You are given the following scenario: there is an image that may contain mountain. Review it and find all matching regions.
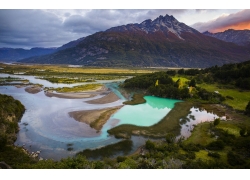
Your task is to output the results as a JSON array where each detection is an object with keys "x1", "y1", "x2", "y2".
[
  {"x1": 0, "y1": 47, "x2": 57, "y2": 62},
  {"x1": 56, "y1": 37, "x2": 85, "y2": 51},
  {"x1": 19, "y1": 14, "x2": 250, "y2": 68},
  {"x1": 203, "y1": 29, "x2": 250, "y2": 46}
]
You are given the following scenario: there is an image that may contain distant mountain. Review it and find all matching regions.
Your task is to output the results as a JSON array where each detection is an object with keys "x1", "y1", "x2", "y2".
[
  {"x1": 0, "y1": 37, "x2": 86, "y2": 62},
  {"x1": 203, "y1": 29, "x2": 250, "y2": 46},
  {"x1": 19, "y1": 14, "x2": 250, "y2": 68},
  {"x1": 0, "y1": 47, "x2": 57, "y2": 62}
]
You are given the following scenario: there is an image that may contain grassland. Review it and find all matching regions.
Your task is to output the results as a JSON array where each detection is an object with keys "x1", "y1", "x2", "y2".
[
  {"x1": 47, "y1": 84, "x2": 103, "y2": 93},
  {"x1": 198, "y1": 83, "x2": 250, "y2": 111},
  {"x1": 0, "y1": 63, "x2": 158, "y2": 75}
]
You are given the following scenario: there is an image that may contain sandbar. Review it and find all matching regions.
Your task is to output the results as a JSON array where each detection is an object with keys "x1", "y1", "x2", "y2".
[
  {"x1": 86, "y1": 92, "x2": 120, "y2": 104},
  {"x1": 25, "y1": 85, "x2": 42, "y2": 94},
  {"x1": 45, "y1": 91, "x2": 97, "y2": 99},
  {"x1": 69, "y1": 105, "x2": 123, "y2": 131}
]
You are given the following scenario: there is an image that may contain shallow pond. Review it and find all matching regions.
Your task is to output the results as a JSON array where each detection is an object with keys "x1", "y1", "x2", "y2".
[{"x1": 112, "y1": 96, "x2": 182, "y2": 126}]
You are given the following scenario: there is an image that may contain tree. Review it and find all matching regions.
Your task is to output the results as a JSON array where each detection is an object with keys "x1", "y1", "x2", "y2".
[
  {"x1": 189, "y1": 79, "x2": 196, "y2": 87},
  {"x1": 240, "y1": 127, "x2": 248, "y2": 137},
  {"x1": 245, "y1": 101, "x2": 250, "y2": 116},
  {"x1": 165, "y1": 133, "x2": 175, "y2": 144},
  {"x1": 214, "y1": 118, "x2": 220, "y2": 127},
  {"x1": 155, "y1": 79, "x2": 159, "y2": 86}
]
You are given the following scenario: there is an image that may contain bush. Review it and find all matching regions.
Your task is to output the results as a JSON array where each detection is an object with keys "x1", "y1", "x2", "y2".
[
  {"x1": 208, "y1": 152, "x2": 221, "y2": 159},
  {"x1": 145, "y1": 140, "x2": 155, "y2": 150},
  {"x1": 245, "y1": 101, "x2": 250, "y2": 116},
  {"x1": 227, "y1": 151, "x2": 246, "y2": 166},
  {"x1": 117, "y1": 156, "x2": 127, "y2": 163},
  {"x1": 207, "y1": 140, "x2": 225, "y2": 150},
  {"x1": 213, "y1": 118, "x2": 220, "y2": 127},
  {"x1": 240, "y1": 127, "x2": 248, "y2": 137},
  {"x1": 165, "y1": 133, "x2": 175, "y2": 144}
]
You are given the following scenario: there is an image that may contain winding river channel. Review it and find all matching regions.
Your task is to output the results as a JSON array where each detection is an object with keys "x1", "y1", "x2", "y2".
[{"x1": 0, "y1": 73, "x2": 220, "y2": 160}]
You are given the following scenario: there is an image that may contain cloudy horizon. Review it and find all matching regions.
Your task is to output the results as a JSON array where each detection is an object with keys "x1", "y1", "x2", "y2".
[{"x1": 0, "y1": 9, "x2": 249, "y2": 49}]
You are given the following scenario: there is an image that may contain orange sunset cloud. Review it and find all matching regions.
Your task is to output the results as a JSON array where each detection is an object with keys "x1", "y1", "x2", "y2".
[{"x1": 211, "y1": 21, "x2": 250, "y2": 33}]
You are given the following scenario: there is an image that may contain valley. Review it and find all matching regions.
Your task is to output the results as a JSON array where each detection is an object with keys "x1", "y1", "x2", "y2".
[{"x1": 1, "y1": 62, "x2": 250, "y2": 169}]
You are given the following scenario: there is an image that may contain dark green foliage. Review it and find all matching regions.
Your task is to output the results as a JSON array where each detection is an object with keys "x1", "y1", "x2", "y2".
[
  {"x1": 186, "y1": 151, "x2": 196, "y2": 159},
  {"x1": 166, "y1": 70, "x2": 176, "y2": 76},
  {"x1": 0, "y1": 94, "x2": 25, "y2": 147},
  {"x1": 206, "y1": 60, "x2": 250, "y2": 89},
  {"x1": 196, "y1": 87, "x2": 226, "y2": 103},
  {"x1": 145, "y1": 140, "x2": 155, "y2": 150},
  {"x1": 240, "y1": 126, "x2": 248, "y2": 137},
  {"x1": 245, "y1": 101, "x2": 250, "y2": 116},
  {"x1": 116, "y1": 156, "x2": 127, "y2": 163},
  {"x1": 208, "y1": 152, "x2": 221, "y2": 159},
  {"x1": 178, "y1": 69, "x2": 185, "y2": 75},
  {"x1": 123, "y1": 71, "x2": 190, "y2": 99},
  {"x1": 165, "y1": 133, "x2": 175, "y2": 144},
  {"x1": 227, "y1": 151, "x2": 246, "y2": 166},
  {"x1": 183, "y1": 159, "x2": 229, "y2": 169},
  {"x1": 123, "y1": 71, "x2": 174, "y2": 89},
  {"x1": 181, "y1": 143, "x2": 203, "y2": 152},
  {"x1": 213, "y1": 118, "x2": 220, "y2": 126},
  {"x1": 207, "y1": 140, "x2": 225, "y2": 150},
  {"x1": 189, "y1": 79, "x2": 196, "y2": 87}
]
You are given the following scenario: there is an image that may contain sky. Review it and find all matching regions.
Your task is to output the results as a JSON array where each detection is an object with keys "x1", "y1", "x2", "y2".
[{"x1": 0, "y1": 0, "x2": 250, "y2": 49}]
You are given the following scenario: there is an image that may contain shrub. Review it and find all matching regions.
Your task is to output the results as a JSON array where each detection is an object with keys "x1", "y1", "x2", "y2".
[
  {"x1": 145, "y1": 140, "x2": 155, "y2": 150},
  {"x1": 213, "y1": 118, "x2": 220, "y2": 127},
  {"x1": 227, "y1": 151, "x2": 246, "y2": 166},
  {"x1": 208, "y1": 152, "x2": 221, "y2": 159},
  {"x1": 207, "y1": 140, "x2": 225, "y2": 150}
]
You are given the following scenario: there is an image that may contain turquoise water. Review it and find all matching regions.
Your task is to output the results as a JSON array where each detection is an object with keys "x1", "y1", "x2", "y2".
[{"x1": 112, "y1": 96, "x2": 182, "y2": 127}]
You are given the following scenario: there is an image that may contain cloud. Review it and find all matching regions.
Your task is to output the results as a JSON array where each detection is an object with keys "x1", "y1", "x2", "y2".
[
  {"x1": 0, "y1": 9, "x2": 82, "y2": 48},
  {"x1": 0, "y1": 9, "x2": 189, "y2": 48},
  {"x1": 191, "y1": 9, "x2": 250, "y2": 33}
]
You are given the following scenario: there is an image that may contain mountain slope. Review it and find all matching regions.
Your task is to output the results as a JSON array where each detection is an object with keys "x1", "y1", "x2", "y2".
[
  {"x1": 0, "y1": 47, "x2": 57, "y2": 62},
  {"x1": 203, "y1": 29, "x2": 250, "y2": 46},
  {"x1": 19, "y1": 14, "x2": 250, "y2": 68}
]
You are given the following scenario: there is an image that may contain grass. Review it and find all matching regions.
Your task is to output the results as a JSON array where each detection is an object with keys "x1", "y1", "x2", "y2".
[
  {"x1": 217, "y1": 122, "x2": 241, "y2": 137},
  {"x1": 48, "y1": 84, "x2": 102, "y2": 93},
  {"x1": 183, "y1": 122, "x2": 215, "y2": 146},
  {"x1": 198, "y1": 83, "x2": 250, "y2": 111},
  {"x1": 108, "y1": 101, "x2": 194, "y2": 138},
  {"x1": 123, "y1": 94, "x2": 146, "y2": 105},
  {"x1": 0, "y1": 63, "x2": 158, "y2": 75}
]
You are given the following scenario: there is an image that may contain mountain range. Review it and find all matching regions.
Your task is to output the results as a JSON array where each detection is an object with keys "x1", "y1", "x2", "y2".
[
  {"x1": 2, "y1": 14, "x2": 250, "y2": 68},
  {"x1": 203, "y1": 29, "x2": 250, "y2": 46}
]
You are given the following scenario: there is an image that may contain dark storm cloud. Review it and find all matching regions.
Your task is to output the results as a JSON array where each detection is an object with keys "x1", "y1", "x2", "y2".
[
  {"x1": 0, "y1": 9, "x2": 83, "y2": 48},
  {"x1": 192, "y1": 9, "x2": 250, "y2": 33},
  {"x1": 0, "y1": 9, "x2": 188, "y2": 48}
]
